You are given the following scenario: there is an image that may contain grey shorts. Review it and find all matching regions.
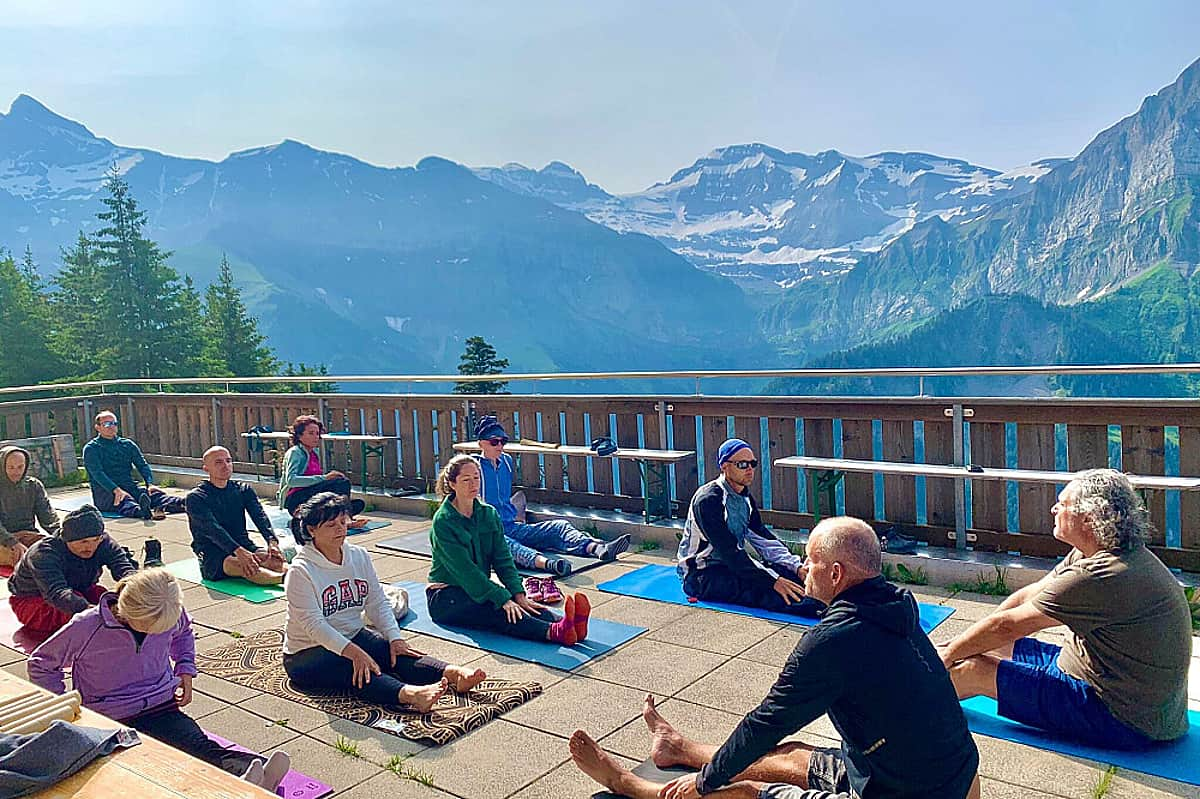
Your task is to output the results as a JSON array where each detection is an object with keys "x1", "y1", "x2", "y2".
[{"x1": 758, "y1": 747, "x2": 852, "y2": 799}]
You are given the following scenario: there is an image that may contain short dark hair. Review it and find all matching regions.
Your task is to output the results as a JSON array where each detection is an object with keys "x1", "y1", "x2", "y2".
[
  {"x1": 290, "y1": 491, "x2": 352, "y2": 543},
  {"x1": 291, "y1": 414, "x2": 324, "y2": 446}
]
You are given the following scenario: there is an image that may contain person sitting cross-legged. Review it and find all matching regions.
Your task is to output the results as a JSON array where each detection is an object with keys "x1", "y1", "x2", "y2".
[
  {"x1": 571, "y1": 516, "x2": 981, "y2": 799},
  {"x1": 186, "y1": 446, "x2": 287, "y2": 585},
  {"x1": 0, "y1": 445, "x2": 60, "y2": 568},
  {"x1": 282, "y1": 491, "x2": 487, "y2": 711},
  {"x1": 276, "y1": 414, "x2": 367, "y2": 525},
  {"x1": 82, "y1": 410, "x2": 186, "y2": 520},
  {"x1": 939, "y1": 468, "x2": 1192, "y2": 749},
  {"x1": 473, "y1": 415, "x2": 630, "y2": 579},
  {"x1": 7, "y1": 505, "x2": 136, "y2": 634},
  {"x1": 676, "y1": 437, "x2": 821, "y2": 617},
  {"x1": 28, "y1": 568, "x2": 293, "y2": 791}
]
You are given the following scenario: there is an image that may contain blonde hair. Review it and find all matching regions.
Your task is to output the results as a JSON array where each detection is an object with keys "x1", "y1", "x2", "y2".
[
  {"x1": 114, "y1": 568, "x2": 184, "y2": 635},
  {"x1": 437, "y1": 454, "x2": 480, "y2": 498}
]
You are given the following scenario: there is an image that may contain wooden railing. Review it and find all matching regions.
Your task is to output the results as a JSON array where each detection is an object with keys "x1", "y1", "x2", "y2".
[{"x1": 4, "y1": 392, "x2": 1199, "y2": 570}]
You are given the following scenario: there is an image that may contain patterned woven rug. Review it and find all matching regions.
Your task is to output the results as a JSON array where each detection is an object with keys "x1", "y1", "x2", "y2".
[{"x1": 198, "y1": 629, "x2": 542, "y2": 745}]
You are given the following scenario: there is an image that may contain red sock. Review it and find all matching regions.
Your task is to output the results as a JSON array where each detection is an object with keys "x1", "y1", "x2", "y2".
[
  {"x1": 547, "y1": 595, "x2": 577, "y2": 646},
  {"x1": 573, "y1": 593, "x2": 591, "y2": 641}
]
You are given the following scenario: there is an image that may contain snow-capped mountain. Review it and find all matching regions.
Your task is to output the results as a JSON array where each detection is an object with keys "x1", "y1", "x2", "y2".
[{"x1": 474, "y1": 145, "x2": 1065, "y2": 285}]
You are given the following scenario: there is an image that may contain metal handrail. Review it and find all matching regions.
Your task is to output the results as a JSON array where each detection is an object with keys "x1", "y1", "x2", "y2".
[{"x1": 2, "y1": 362, "x2": 1200, "y2": 397}]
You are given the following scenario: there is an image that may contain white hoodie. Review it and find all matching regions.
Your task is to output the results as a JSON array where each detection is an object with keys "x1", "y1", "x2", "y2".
[{"x1": 283, "y1": 542, "x2": 402, "y2": 655}]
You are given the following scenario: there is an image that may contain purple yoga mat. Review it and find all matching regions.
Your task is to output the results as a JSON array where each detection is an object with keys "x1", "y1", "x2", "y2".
[{"x1": 205, "y1": 731, "x2": 332, "y2": 799}]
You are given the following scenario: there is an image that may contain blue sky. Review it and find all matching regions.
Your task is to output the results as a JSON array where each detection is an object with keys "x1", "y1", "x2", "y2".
[{"x1": 3, "y1": 1, "x2": 1199, "y2": 192}]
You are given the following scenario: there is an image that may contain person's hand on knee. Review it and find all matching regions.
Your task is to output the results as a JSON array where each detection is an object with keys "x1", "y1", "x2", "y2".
[{"x1": 342, "y1": 642, "x2": 381, "y2": 687}]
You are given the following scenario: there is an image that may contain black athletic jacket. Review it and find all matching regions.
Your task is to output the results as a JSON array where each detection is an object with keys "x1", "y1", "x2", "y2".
[{"x1": 697, "y1": 577, "x2": 978, "y2": 798}]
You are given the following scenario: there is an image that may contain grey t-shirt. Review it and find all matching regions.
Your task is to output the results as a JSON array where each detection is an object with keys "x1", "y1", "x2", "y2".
[{"x1": 1033, "y1": 544, "x2": 1192, "y2": 740}]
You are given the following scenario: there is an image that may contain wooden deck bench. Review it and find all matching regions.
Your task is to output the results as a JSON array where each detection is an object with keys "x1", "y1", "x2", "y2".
[
  {"x1": 773, "y1": 455, "x2": 1200, "y2": 548},
  {"x1": 453, "y1": 441, "x2": 694, "y2": 523}
]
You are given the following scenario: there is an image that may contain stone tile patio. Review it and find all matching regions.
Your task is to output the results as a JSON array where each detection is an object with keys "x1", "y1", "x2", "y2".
[{"x1": 1, "y1": 486, "x2": 1197, "y2": 798}]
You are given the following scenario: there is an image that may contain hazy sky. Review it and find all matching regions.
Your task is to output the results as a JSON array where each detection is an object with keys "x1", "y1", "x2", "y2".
[{"x1": 3, "y1": 1, "x2": 1199, "y2": 192}]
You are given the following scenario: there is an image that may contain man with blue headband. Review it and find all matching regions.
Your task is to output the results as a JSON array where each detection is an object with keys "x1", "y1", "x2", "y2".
[{"x1": 676, "y1": 438, "x2": 820, "y2": 616}]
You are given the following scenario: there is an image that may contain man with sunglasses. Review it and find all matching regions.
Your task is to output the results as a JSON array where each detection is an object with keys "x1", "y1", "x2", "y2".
[
  {"x1": 676, "y1": 438, "x2": 820, "y2": 616},
  {"x1": 473, "y1": 416, "x2": 630, "y2": 581},
  {"x1": 82, "y1": 410, "x2": 185, "y2": 520}
]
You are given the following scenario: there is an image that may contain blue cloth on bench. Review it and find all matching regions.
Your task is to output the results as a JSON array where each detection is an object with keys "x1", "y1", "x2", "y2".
[
  {"x1": 963, "y1": 696, "x2": 1200, "y2": 786},
  {"x1": 392, "y1": 580, "x2": 645, "y2": 671},
  {"x1": 597, "y1": 563, "x2": 955, "y2": 632}
]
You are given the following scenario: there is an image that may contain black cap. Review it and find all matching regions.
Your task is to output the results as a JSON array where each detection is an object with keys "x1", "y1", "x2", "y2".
[{"x1": 61, "y1": 505, "x2": 105, "y2": 542}]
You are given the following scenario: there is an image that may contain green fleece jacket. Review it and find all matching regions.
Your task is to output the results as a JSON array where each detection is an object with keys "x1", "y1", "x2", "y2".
[
  {"x1": 0, "y1": 445, "x2": 61, "y2": 546},
  {"x1": 428, "y1": 497, "x2": 524, "y2": 608}
]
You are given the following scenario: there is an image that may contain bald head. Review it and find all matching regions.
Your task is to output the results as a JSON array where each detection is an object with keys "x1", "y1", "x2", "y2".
[
  {"x1": 809, "y1": 517, "x2": 882, "y2": 579},
  {"x1": 202, "y1": 446, "x2": 234, "y2": 487}
]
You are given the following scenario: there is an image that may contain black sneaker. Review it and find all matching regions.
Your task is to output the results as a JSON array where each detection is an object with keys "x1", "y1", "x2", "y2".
[
  {"x1": 595, "y1": 534, "x2": 632, "y2": 562},
  {"x1": 879, "y1": 526, "x2": 920, "y2": 555},
  {"x1": 143, "y1": 538, "x2": 164, "y2": 569},
  {"x1": 550, "y1": 557, "x2": 573, "y2": 577},
  {"x1": 137, "y1": 492, "x2": 153, "y2": 520},
  {"x1": 122, "y1": 546, "x2": 140, "y2": 570}
]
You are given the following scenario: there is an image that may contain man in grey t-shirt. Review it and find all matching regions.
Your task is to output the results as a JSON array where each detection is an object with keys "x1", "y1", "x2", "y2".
[{"x1": 938, "y1": 468, "x2": 1191, "y2": 747}]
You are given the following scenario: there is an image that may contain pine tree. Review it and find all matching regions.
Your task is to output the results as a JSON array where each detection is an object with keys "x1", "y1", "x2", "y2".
[
  {"x1": 278, "y1": 362, "x2": 337, "y2": 393},
  {"x1": 50, "y1": 234, "x2": 105, "y2": 378},
  {"x1": 203, "y1": 255, "x2": 277, "y2": 384},
  {"x1": 0, "y1": 253, "x2": 62, "y2": 388},
  {"x1": 164, "y1": 275, "x2": 208, "y2": 378},
  {"x1": 454, "y1": 336, "x2": 509, "y2": 394},
  {"x1": 20, "y1": 245, "x2": 41, "y2": 290}
]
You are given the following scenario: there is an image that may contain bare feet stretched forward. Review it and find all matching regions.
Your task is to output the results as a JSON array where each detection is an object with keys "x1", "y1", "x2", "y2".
[
  {"x1": 644, "y1": 693, "x2": 693, "y2": 768},
  {"x1": 570, "y1": 730, "x2": 650, "y2": 797},
  {"x1": 445, "y1": 665, "x2": 487, "y2": 693},
  {"x1": 399, "y1": 678, "x2": 449, "y2": 712}
]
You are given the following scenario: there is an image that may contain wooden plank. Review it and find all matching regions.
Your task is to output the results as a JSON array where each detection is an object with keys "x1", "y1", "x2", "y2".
[
  {"x1": 542, "y1": 408, "x2": 565, "y2": 492},
  {"x1": 702, "y1": 415, "x2": 729, "y2": 485},
  {"x1": 840, "y1": 418, "x2": 874, "y2": 520},
  {"x1": 380, "y1": 405, "x2": 400, "y2": 485},
  {"x1": 616, "y1": 412, "x2": 642, "y2": 498},
  {"x1": 1182, "y1": 427, "x2": 1200, "y2": 550},
  {"x1": 154, "y1": 403, "x2": 169, "y2": 459},
  {"x1": 767, "y1": 417, "x2": 799, "y2": 512},
  {"x1": 197, "y1": 403, "x2": 212, "y2": 453},
  {"x1": 1016, "y1": 423, "x2": 1057, "y2": 534},
  {"x1": 804, "y1": 417, "x2": 835, "y2": 516},
  {"x1": 564, "y1": 411, "x2": 589, "y2": 493},
  {"x1": 881, "y1": 420, "x2": 916, "y2": 524},
  {"x1": 672, "y1": 414, "x2": 700, "y2": 503},
  {"x1": 509, "y1": 411, "x2": 535, "y2": 488},
  {"x1": 417, "y1": 408, "x2": 437, "y2": 480},
  {"x1": 4, "y1": 413, "x2": 25, "y2": 439},
  {"x1": 28, "y1": 411, "x2": 49, "y2": 436},
  {"x1": 589, "y1": 412, "x2": 614, "y2": 495},
  {"x1": 398, "y1": 403, "x2": 418, "y2": 480},
  {"x1": 435, "y1": 407, "x2": 455, "y2": 481},
  {"x1": 1122, "y1": 425, "x2": 1166, "y2": 544},
  {"x1": 924, "y1": 420, "x2": 956, "y2": 528},
  {"x1": 969, "y1": 422, "x2": 1007, "y2": 532},
  {"x1": 1066, "y1": 424, "x2": 1109, "y2": 471}
]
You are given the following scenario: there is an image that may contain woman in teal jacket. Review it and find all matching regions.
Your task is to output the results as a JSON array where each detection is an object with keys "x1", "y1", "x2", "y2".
[
  {"x1": 277, "y1": 415, "x2": 365, "y2": 520},
  {"x1": 427, "y1": 455, "x2": 588, "y2": 645}
]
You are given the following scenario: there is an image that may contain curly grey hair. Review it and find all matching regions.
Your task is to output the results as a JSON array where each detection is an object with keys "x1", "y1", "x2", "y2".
[{"x1": 1067, "y1": 469, "x2": 1151, "y2": 551}]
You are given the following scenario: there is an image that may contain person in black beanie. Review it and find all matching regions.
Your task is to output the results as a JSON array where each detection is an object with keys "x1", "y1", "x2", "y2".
[{"x1": 7, "y1": 505, "x2": 136, "y2": 634}]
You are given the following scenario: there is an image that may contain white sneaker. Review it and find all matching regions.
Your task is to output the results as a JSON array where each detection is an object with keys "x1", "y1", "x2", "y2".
[
  {"x1": 262, "y1": 751, "x2": 291, "y2": 792},
  {"x1": 241, "y1": 758, "x2": 265, "y2": 787}
]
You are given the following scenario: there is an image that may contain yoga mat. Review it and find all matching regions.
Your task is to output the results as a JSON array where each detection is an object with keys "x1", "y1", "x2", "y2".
[
  {"x1": 51, "y1": 495, "x2": 124, "y2": 519},
  {"x1": 592, "y1": 760, "x2": 694, "y2": 799},
  {"x1": 962, "y1": 696, "x2": 1200, "y2": 786},
  {"x1": 597, "y1": 564, "x2": 955, "y2": 633},
  {"x1": 0, "y1": 600, "x2": 49, "y2": 654},
  {"x1": 393, "y1": 580, "x2": 646, "y2": 671},
  {"x1": 377, "y1": 530, "x2": 600, "y2": 576},
  {"x1": 197, "y1": 629, "x2": 542, "y2": 746},
  {"x1": 265, "y1": 507, "x2": 389, "y2": 536},
  {"x1": 163, "y1": 558, "x2": 284, "y2": 603},
  {"x1": 205, "y1": 732, "x2": 332, "y2": 799}
]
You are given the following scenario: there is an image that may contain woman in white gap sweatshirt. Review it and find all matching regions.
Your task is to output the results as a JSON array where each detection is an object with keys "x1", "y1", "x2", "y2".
[{"x1": 282, "y1": 492, "x2": 486, "y2": 711}]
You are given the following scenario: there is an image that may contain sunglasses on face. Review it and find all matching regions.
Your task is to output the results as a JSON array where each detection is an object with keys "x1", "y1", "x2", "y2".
[
  {"x1": 486, "y1": 437, "x2": 508, "y2": 446},
  {"x1": 732, "y1": 459, "x2": 758, "y2": 469},
  {"x1": 99, "y1": 421, "x2": 118, "y2": 428}
]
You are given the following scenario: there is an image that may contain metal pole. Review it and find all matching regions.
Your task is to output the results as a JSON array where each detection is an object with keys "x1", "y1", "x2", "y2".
[{"x1": 952, "y1": 403, "x2": 967, "y2": 550}]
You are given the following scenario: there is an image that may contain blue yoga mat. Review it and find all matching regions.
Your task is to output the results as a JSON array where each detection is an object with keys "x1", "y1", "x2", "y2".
[
  {"x1": 265, "y1": 508, "x2": 388, "y2": 536},
  {"x1": 52, "y1": 495, "x2": 130, "y2": 519},
  {"x1": 597, "y1": 564, "x2": 955, "y2": 633},
  {"x1": 963, "y1": 696, "x2": 1200, "y2": 785},
  {"x1": 392, "y1": 580, "x2": 646, "y2": 671}
]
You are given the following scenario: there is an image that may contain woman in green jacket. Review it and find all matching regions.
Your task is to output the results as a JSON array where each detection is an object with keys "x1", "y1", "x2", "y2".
[{"x1": 427, "y1": 455, "x2": 588, "y2": 645}]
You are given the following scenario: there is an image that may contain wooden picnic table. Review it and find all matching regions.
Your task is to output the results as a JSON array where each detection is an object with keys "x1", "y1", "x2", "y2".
[
  {"x1": 240, "y1": 430, "x2": 396, "y2": 491},
  {"x1": 453, "y1": 441, "x2": 695, "y2": 523},
  {"x1": 0, "y1": 670, "x2": 275, "y2": 799}
]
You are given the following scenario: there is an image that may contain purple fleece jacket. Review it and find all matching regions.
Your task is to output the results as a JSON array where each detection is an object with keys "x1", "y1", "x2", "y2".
[{"x1": 27, "y1": 592, "x2": 198, "y2": 721}]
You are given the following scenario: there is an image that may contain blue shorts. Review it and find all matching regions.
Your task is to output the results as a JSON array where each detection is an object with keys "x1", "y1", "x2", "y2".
[{"x1": 996, "y1": 638, "x2": 1155, "y2": 750}]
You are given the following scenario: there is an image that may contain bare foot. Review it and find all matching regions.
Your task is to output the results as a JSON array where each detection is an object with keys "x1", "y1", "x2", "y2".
[
  {"x1": 399, "y1": 678, "x2": 449, "y2": 712},
  {"x1": 348, "y1": 516, "x2": 369, "y2": 529},
  {"x1": 569, "y1": 730, "x2": 635, "y2": 794},
  {"x1": 644, "y1": 693, "x2": 689, "y2": 768},
  {"x1": 445, "y1": 665, "x2": 487, "y2": 693}
]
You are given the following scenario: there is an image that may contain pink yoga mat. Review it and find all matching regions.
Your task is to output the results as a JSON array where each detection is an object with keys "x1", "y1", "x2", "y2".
[
  {"x1": 205, "y1": 732, "x2": 332, "y2": 799},
  {"x1": 0, "y1": 599, "x2": 50, "y2": 654}
]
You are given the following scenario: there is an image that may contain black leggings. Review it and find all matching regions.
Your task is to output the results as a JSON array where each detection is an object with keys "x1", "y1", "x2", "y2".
[
  {"x1": 427, "y1": 584, "x2": 556, "y2": 642},
  {"x1": 284, "y1": 476, "x2": 365, "y2": 514},
  {"x1": 282, "y1": 628, "x2": 448, "y2": 706},
  {"x1": 128, "y1": 704, "x2": 259, "y2": 777},
  {"x1": 683, "y1": 564, "x2": 824, "y2": 617}
]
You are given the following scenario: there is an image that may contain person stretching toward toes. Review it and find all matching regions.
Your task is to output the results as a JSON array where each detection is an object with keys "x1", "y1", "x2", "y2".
[
  {"x1": 571, "y1": 517, "x2": 980, "y2": 799},
  {"x1": 428, "y1": 454, "x2": 590, "y2": 646},
  {"x1": 283, "y1": 492, "x2": 486, "y2": 711}
]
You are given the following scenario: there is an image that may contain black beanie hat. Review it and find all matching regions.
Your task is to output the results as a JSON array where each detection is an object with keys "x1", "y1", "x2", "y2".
[{"x1": 61, "y1": 505, "x2": 105, "y2": 542}]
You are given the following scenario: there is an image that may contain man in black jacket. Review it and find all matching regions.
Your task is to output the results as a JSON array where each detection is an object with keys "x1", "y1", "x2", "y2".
[
  {"x1": 676, "y1": 438, "x2": 820, "y2": 617},
  {"x1": 571, "y1": 516, "x2": 980, "y2": 799},
  {"x1": 185, "y1": 446, "x2": 285, "y2": 584}
]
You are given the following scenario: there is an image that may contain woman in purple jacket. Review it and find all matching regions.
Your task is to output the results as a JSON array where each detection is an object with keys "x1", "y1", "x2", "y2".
[{"x1": 27, "y1": 568, "x2": 292, "y2": 790}]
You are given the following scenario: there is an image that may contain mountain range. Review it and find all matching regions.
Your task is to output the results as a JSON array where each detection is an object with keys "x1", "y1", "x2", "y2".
[{"x1": 3, "y1": 55, "x2": 1200, "y2": 387}]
